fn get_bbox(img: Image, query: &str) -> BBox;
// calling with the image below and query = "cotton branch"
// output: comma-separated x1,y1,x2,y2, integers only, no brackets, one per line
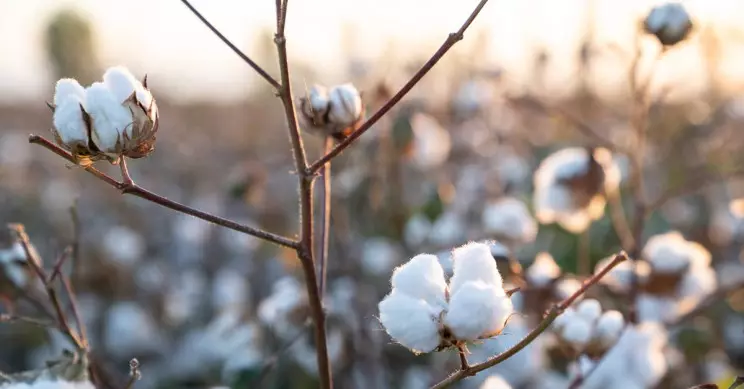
28,135,298,249
307,0,492,173
430,252,628,389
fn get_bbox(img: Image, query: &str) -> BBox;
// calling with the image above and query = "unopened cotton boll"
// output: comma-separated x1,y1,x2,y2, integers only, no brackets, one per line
390,253,448,308
378,291,441,353
526,252,561,287
576,299,602,322
328,84,363,127
643,2,693,46
449,242,503,296
444,281,512,340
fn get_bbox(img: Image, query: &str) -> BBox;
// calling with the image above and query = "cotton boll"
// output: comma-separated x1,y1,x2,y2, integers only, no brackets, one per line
479,375,513,389
54,78,86,105
575,299,602,322
361,238,401,276
103,66,139,103
593,310,625,346
626,323,668,387
526,252,561,287
482,197,537,245
211,268,249,311
308,84,330,113
328,83,362,126
554,277,583,301
410,112,451,169
391,253,448,308
643,231,706,273
102,226,145,266
52,94,88,148
404,213,432,247
636,293,677,323
85,82,134,152
378,291,441,353
552,307,577,332
104,301,164,359
561,317,592,348
445,281,512,340
450,242,503,296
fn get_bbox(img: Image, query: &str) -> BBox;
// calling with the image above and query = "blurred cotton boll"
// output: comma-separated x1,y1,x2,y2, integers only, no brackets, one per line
101,226,145,267
429,211,466,247
643,2,693,47
103,301,165,360
482,197,537,246
533,147,621,234
643,231,710,274
409,112,451,169
525,252,561,287
0,381,96,389
211,268,250,312
257,276,308,340
479,375,512,389
403,213,433,248
164,269,208,325
300,82,363,141
360,237,403,276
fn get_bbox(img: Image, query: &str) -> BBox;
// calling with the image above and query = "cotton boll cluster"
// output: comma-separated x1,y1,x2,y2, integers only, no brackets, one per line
50,66,158,165
534,147,621,234
643,2,693,47
482,197,538,247
552,299,625,357
637,232,716,322
299,83,364,141
378,242,514,354
569,322,668,389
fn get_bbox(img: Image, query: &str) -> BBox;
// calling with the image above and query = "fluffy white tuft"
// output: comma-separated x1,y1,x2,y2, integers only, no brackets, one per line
445,281,512,340
449,242,503,296
53,78,86,105
103,66,152,108
561,317,593,347
378,291,441,353
390,253,448,308
85,82,134,151
643,231,710,273
52,79,88,147
526,252,561,287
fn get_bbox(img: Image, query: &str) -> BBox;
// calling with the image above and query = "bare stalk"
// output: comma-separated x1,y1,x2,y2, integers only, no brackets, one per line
28,136,298,249
430,252,628,389
308,0,492,172
273,1,332,387
318,136,333,296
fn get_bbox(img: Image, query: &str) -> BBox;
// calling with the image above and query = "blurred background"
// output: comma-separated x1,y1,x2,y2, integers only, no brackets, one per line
3,0,744,388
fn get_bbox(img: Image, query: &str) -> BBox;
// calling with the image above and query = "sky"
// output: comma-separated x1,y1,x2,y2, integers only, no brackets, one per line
2,0,744,103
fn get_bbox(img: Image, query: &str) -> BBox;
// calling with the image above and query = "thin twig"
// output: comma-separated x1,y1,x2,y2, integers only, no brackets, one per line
178,0,281,90
457,346,469,370
0,313,56,328
318,136,333,296
430,252,628,389
273,3,332,388
29,135,299,249
61,274,88,349
308,0,492,173
49,247,72,283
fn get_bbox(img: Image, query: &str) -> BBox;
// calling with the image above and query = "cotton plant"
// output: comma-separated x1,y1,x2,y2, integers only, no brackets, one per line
378,242,514,355
49,66,158,166
568,322,668,389
551,299,625,358
481,197,538,247
533,147,621,234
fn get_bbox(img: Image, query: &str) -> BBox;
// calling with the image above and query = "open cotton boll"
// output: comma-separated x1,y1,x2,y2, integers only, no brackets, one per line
85,82,134,152
445,281,512,340
561,317,593,347
378,291,441,353
526,252,561,287
593,310,625,345
479,375,513,389
52,79,88,146
390,254,448,308
575,299,602,322
643,232,709,273
449,242,503,296
552,307,577,332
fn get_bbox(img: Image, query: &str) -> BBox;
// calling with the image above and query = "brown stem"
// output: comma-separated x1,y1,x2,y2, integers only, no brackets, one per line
318,136,333,296
308,0,492,173
29,135,299,249
179,0,281,90
457,346,469,370
273,3,332,388
606,188,635,252
430,252,628,389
